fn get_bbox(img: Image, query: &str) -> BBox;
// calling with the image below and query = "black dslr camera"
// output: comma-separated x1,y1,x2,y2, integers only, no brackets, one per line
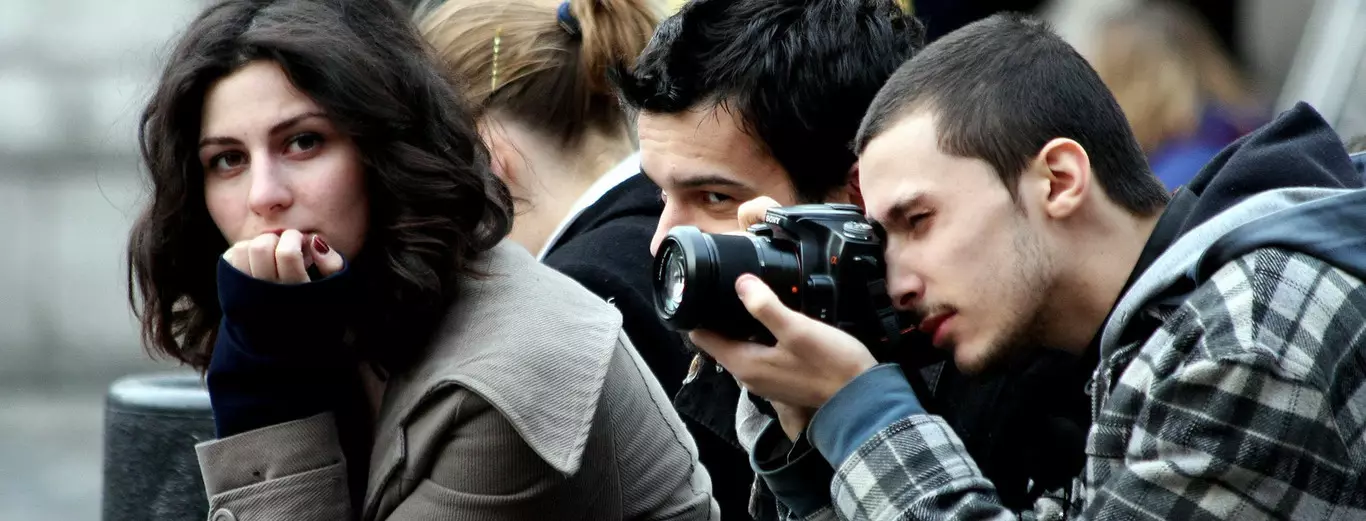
651,204,941,400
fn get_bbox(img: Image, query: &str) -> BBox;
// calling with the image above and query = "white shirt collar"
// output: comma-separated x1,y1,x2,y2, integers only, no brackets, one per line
536,153,643,260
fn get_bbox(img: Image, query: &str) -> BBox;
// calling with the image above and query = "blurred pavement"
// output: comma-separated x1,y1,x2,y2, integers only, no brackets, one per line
0,384,107,521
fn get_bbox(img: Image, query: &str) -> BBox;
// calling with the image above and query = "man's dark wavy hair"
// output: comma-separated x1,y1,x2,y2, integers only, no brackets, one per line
610,0,925,202
128,0,512,372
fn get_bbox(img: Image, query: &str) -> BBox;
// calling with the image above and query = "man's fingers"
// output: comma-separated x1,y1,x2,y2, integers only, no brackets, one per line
689,329,769,380
309,234,345,277
275,230,309,284
737,196,782,230
224,241,251,274
247,233,280,281
735,273,801,334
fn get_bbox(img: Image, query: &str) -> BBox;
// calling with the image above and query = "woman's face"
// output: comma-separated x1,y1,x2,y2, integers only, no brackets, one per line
199,60,369,259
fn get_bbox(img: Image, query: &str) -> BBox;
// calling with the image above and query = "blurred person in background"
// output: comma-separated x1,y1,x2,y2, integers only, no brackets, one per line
1347,134,1366,154
908,0,1048,40
1089,0,1266,190
126,0,716,518
416,0,693,413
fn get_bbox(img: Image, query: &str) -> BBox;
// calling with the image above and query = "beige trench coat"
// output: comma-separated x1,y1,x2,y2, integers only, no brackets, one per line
194,241,719,520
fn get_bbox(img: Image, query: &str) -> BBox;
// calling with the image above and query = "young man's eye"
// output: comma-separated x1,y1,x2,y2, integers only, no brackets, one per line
907,212,933,233
703,192,733,204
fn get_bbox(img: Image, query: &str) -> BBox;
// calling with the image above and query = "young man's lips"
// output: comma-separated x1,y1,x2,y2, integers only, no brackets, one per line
919,313,953,347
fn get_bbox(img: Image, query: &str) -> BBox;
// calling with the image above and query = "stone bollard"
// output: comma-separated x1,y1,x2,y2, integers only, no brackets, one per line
102,372,215,521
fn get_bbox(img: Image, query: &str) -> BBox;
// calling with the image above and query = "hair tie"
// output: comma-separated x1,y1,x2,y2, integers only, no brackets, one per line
557,1,581,38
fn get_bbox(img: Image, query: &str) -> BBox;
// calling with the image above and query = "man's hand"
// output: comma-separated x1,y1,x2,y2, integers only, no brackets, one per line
737,196,782,229
691,274,878,417
716,195,868,439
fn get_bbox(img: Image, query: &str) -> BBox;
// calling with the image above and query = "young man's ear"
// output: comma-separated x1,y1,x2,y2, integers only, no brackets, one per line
1031,138,1090,220
831,162,865,207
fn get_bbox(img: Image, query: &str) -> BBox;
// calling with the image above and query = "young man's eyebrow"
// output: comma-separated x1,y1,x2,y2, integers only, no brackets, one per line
872,192,927,224
671,174,747,190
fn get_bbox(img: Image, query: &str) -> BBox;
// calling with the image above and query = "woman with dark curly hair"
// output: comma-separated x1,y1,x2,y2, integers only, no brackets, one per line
126,1,716,519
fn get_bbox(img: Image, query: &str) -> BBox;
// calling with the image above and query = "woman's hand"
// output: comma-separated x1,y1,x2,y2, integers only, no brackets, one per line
223,230,344,283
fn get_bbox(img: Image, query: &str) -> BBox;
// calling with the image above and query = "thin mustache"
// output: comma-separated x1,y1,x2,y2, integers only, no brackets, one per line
907,304,955,326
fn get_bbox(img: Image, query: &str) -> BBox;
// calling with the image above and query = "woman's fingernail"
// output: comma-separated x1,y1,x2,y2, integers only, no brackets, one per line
312,236,330,255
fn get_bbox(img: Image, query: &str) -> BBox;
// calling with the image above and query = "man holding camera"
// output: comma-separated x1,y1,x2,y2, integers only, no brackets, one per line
695,13,1366,520
614,0,1089,518
611,2,926,517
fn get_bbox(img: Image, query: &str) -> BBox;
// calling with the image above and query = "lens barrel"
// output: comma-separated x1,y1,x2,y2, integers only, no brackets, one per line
652,226,800,340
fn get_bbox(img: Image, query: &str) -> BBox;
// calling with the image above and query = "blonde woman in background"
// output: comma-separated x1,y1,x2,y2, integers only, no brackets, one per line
420,0,689,394
1089,1,1266,189
418,2,760,519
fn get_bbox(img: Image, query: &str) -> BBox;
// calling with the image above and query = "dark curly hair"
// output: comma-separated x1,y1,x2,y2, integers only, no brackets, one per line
128,0,512,372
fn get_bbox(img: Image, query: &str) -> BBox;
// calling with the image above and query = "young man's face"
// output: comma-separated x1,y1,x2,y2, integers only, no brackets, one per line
860,112,1059,375
637,105,799,255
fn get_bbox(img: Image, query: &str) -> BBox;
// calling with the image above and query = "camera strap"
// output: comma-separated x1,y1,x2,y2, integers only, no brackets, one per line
861,273,939,401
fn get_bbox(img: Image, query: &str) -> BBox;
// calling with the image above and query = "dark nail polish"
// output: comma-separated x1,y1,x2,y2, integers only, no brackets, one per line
313,236,330,255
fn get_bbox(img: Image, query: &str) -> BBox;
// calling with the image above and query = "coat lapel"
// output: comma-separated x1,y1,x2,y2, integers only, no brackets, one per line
361,241,622,518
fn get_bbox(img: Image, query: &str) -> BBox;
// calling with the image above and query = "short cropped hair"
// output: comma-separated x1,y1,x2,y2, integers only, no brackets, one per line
612,0,924,202
857,13,1170,215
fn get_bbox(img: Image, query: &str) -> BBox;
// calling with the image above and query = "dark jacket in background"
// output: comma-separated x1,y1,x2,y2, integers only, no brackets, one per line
542,173,758,521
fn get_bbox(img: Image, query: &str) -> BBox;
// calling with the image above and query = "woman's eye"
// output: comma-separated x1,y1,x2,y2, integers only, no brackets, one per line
286,133,323,154
209,152,246,172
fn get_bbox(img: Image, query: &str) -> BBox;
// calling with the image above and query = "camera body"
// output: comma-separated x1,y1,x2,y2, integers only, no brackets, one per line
652,203,919,365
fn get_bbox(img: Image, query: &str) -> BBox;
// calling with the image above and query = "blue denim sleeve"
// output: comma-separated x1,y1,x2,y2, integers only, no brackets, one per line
751,419,836,518
808,363,926,467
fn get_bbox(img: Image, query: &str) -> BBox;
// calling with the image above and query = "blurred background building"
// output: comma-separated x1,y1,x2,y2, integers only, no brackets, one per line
0,0,1362,519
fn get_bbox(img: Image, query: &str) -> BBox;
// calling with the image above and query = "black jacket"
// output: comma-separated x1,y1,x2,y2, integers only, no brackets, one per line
542,173,757,520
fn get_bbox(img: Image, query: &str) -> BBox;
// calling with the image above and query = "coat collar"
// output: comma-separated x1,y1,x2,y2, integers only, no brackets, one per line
363,241,622,513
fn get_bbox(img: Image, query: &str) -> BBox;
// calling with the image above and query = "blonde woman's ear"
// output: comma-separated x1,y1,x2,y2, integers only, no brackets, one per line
478,119,517,186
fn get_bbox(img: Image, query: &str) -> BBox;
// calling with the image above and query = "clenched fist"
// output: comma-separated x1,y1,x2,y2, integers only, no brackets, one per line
222,229,344,284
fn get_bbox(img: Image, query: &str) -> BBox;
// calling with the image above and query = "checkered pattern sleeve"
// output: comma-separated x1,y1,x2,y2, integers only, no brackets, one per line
1084,248,1366,519
825,248,1366,521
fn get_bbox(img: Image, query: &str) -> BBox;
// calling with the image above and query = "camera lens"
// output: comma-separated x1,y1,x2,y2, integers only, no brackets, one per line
661,253,687,314
652,226,800,339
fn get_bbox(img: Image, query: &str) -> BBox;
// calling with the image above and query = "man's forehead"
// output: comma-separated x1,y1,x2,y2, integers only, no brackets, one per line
859,122,945,222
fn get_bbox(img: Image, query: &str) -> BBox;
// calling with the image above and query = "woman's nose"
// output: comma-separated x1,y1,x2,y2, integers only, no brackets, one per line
247,160,294,216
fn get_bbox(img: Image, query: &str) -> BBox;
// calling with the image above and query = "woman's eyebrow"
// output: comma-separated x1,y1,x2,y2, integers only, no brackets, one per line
198,111,328,148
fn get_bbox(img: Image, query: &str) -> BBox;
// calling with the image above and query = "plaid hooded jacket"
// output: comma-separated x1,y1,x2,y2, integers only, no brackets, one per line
756,104,1366,521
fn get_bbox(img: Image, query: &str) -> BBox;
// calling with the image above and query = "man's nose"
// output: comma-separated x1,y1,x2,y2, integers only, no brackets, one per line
247,160,293,216
649,223,669,257
886,265,925,312
649,206,682,257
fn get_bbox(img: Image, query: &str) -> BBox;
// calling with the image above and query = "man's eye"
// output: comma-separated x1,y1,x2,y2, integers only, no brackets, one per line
907,213,932,232
703,192,733,204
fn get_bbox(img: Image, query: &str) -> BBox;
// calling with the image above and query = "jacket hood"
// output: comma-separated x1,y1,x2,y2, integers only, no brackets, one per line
1100,103,1366,356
